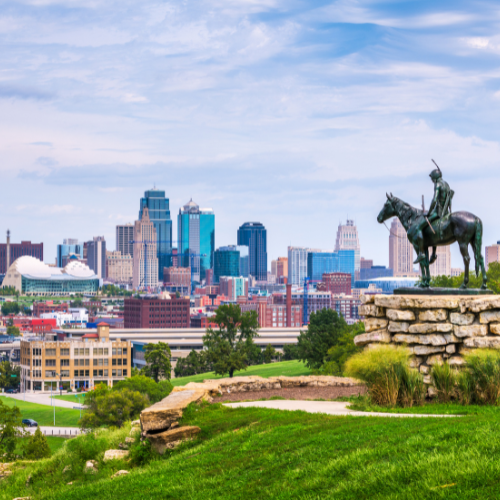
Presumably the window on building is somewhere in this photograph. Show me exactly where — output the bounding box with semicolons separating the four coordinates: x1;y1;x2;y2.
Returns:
104;359;108;366
85;370;89;377
93;359;98;366
112;359;116;366
60;348;70;356
104;348;108;355
61;359;70;367
112;348;116;355
93;370;97;376
74;370;79;377
123;369;127;377
104;369;108;377
118;369;122;376
117;358;122;366
46;370;56;377
122;358;127;366
112;369;116;377
45;359;56;367
61;370;69;377
46;349;56;356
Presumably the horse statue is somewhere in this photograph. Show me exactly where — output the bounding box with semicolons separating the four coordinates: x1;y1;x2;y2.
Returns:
377;193;487;289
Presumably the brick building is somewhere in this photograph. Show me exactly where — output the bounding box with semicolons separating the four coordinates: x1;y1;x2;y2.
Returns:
124;293;190;328
33;301;69;317
0;233;43;274
318;273;351;295
163;267;191;295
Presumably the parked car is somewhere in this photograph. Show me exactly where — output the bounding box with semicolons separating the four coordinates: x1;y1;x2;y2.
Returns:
22;419;38;427
5;388;19;394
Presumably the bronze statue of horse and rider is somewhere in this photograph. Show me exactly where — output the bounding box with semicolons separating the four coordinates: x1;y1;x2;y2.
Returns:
377;163;487;290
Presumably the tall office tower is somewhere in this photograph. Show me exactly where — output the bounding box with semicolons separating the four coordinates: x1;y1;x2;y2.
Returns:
287;246;321;285
139;189;172;279
106;250;133;285
429;246;451;277
360;257;373;270
389;218;414;275
271;257;288;282
116;224;134;257
56;239;83;268
0;231;43;274
335;219;360;274
213;246;240;283
237;222;267;281
307;249;355;282
86;236;106;279
486;242;500;270
236;245;249;277
178;199;214;283
133;207;159;289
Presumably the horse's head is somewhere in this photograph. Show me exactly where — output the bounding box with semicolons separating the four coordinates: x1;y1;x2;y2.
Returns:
377;193;397;223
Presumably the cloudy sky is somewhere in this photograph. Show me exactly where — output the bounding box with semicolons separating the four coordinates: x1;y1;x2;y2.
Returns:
2;0;500;268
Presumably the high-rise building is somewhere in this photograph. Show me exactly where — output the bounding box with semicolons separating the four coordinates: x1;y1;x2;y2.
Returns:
219;276;249;301
106;251;133;285
133;207;158;289
56;238;83;268
116;224;134;257
0;231;43;274
360;265;393;280
86;236;106;279
486;242;500;270
237;222;267;281
271;257;288;283
429;246;451;277
287;246;321;285
319;273;352;295
163;267;191;295
335;220;360;274
214;246;240;283
307;250;356;282
139;189;172;279
237;245;249;278
360;257;373;269
389;218;415;276
178;199;215;283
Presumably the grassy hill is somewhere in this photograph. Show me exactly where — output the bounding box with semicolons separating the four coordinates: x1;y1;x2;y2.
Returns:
2;402;500;499
171;360;310;386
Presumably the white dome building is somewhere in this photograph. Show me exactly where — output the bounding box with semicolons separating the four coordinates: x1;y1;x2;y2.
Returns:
2;256;99;296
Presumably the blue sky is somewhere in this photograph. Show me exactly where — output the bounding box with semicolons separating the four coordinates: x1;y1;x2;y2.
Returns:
2;0;500;268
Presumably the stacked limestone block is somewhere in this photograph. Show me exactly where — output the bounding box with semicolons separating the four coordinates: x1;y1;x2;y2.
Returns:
356;294;500;389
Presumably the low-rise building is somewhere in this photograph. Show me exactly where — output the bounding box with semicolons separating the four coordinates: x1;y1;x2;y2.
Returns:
33;301;69;317
219;276;248;301
20;323;131;393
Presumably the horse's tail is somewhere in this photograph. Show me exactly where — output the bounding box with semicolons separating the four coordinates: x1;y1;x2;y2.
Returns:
473;217;483;276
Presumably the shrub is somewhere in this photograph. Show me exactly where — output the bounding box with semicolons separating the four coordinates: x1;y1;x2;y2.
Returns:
113;375;172;404
431;362;457;403
463;349;500;405
24;427;51;459
344;345;424;408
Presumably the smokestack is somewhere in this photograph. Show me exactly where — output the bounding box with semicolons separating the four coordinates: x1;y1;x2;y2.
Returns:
286;283;292;327
6;230;10;270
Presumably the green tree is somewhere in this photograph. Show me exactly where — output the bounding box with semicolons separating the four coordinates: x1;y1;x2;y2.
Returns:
297;309;348;369
80;384;149;430
174;350;202;377
6;326;20;337
0;399;24;459
203;304;259;378
283;344;300;361
1;302;20;316
70;297;84;308
263;344;277;364
24;427;51;459
142;342;172;382
0;361;21;389
112;375;172;404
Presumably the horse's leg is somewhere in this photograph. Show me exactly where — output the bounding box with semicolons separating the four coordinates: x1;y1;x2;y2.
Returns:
414;245;426;287
429;246;437;265
424;247;431;286
459;242;471;289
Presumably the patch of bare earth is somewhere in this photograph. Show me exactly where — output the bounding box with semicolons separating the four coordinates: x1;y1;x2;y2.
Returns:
214;385;367;403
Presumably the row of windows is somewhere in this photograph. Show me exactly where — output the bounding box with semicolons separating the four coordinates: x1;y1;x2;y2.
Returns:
45;358;128;367
27;347;128;357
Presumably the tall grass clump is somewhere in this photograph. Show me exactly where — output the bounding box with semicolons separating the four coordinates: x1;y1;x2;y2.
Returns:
344;345;424;407
464;349;500;405
431;362;457;403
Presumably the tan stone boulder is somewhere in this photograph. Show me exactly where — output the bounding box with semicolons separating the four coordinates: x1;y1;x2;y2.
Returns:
464;337;500;348
419;309;447;322
140;390;208;433
490;324;500;335
410;345;445;356
375;295;460;310
392;334;446;346
353;330;391;346
364;318;388;333
85;460;97;473
171;381;220;397
427;354;443;366
448;356;466;366
360;294;375;304
461;296;500;313
409;356;424;368
450;312;475;326
453;325;488;338
386;309;415;321
443;333;460;343
388;322;410;333
103;450;129;462
480;310;500;324
419;365;430;374
358;304;385;317
445;344;456;354
408;323;453;334
215;376;280;393
270;375;361;388
112;470;129;478
147;426;201;455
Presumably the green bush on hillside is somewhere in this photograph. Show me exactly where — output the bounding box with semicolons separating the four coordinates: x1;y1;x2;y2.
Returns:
345;345;425;407
24;427;51;459
113;375;172;404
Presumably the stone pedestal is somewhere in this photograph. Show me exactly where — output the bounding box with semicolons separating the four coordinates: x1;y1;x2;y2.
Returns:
357;294;500;388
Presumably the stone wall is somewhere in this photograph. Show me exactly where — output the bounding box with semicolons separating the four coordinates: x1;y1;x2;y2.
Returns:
356;294;500;388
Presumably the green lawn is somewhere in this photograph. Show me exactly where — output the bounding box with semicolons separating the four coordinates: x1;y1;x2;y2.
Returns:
2;402;500;500
52;394;87;404
171;360;311;386
0;396;81;427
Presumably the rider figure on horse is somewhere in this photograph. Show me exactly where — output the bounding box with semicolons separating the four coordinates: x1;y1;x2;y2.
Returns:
414;165;454;265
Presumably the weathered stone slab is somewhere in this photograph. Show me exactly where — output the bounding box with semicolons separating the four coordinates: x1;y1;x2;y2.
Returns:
360;294;375;304
453;325;488;338
463;337;500;349
392;334;447;346
450;312;475;326
408;323;453;334
419;309;447;322
410;345;445;356
479;310;500;324
353;330;391;346
386;309;415;321
388;321;410;333
448;356;466;366
147;426;201;455
268;375;361;388
103;450;129;462
445;344;456;354
374;295;460;310
443;333;460;343
409;356;424;368
461;296;500;313
420;365;430;374
141;390;208;433
423;374;432;384
358;304;385;317
490;323;500;335
364;318;388;333
427;354;443;366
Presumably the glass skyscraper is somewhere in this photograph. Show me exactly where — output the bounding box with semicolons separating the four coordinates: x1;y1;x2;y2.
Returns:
237;222;267;281
139;189;172;279
307;249;356;283
213;246;240;283
57;239;84;268
178;199;215;283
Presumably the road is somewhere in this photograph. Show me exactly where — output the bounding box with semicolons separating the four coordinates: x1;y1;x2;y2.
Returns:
225;400;460;418
5;393;84;410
